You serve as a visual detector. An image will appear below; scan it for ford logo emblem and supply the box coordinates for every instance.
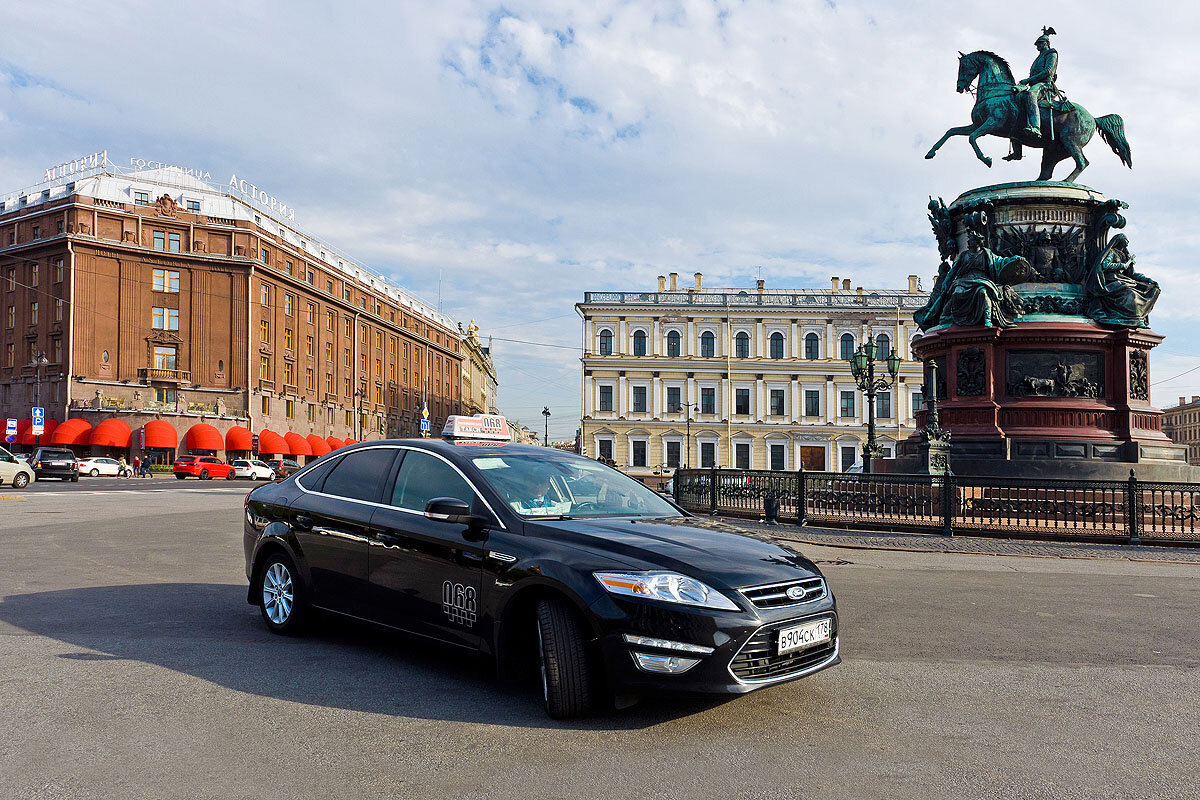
[786,586,806,600]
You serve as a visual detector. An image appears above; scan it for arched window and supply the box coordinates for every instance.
[735,331,750,358]
[875,334,891,360]
[666,330,681,357]
[633,330,647,356]
[700,331,715,358]
[769,332,784,359]
[598,329,613,356]
[840,333,855,361]
[804,332,820,360]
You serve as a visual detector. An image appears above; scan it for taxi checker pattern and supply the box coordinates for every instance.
[241,415,839,719]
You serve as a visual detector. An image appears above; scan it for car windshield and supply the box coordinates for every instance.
[472,453,681,519]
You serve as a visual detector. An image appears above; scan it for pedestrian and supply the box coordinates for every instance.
[119,456,130,478]
[141,458,152,478]
[132,456,141,478]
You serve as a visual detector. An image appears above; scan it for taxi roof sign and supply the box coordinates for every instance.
[441,414,511,441]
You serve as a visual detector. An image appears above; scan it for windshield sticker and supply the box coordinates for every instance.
[442,581,477,627]
[474,458,509,470]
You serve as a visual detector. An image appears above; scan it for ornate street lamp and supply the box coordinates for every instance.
[847,335,901,475]
[542,406,551,446]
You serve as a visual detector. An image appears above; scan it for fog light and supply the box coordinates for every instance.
[622,634,714,655]
[631,652,701,674]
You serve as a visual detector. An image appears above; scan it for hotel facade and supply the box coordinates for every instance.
[0,154,464,462]
[577,272,930,478]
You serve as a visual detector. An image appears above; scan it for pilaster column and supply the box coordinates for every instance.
[618,375,627,417]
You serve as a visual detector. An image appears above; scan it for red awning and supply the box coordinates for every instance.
[18,418,56,445]
[342,439,358,447]
[306,435,331,457]
[51,418,93,446]
[284,432,313,457]
[90,418,132,448]
[185,423,224,452]
[143,420,178,449]
[225,425,253,452]
[325,436,344,450]
[257,429,287,455]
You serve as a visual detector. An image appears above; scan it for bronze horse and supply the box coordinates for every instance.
[925,51,1131,183]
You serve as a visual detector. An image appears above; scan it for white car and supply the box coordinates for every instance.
[232,459,275,481]
[77,457,133,477]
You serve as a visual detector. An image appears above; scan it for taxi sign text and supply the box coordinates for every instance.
[442,414,510,441]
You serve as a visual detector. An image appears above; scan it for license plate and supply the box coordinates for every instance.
[777,618,832,654]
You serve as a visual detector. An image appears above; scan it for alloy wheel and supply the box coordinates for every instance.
[262,562,294,624]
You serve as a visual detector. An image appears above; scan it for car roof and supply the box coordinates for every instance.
[335,438,570,466]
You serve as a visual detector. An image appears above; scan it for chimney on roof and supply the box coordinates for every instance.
[831,276,840,291]
[1181,397,1187,406]
[908,274,920,292]
[694,272,703,290]
[856,286,863,296]
[842,279,851,291]
[669,272,678,291]
[1193,396,1199,403]
[756,279,765,293]
[657,275,666,292]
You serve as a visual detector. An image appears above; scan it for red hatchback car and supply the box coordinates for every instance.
[173,455,237,480]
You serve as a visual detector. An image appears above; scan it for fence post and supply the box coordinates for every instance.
[709,466,718,515]
[672,470,681,504]
[1127,469,1140,545]
[941,472,955,537]
[796,468,807,527]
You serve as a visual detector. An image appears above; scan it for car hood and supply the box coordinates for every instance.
[526,516,822,590]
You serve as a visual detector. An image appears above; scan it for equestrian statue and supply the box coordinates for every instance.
[924,28,1131,183]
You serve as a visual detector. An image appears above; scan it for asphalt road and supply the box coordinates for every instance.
[1,485,1198,799]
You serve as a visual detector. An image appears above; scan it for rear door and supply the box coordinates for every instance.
[290,447,399,618]
[368,449,490,648]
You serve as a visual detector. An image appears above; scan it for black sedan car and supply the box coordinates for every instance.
[242,435,839,718]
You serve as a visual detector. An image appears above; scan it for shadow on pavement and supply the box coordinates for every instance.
[0,583,734,730]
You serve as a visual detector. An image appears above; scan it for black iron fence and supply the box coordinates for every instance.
[672,468,1200,545]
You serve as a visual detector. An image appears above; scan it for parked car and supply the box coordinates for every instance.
[78,457,133,477]
[0,446,35,488]
[173,455,237,480]
[265,458,301,479]
[232,459,275,481]
[30,447,80,481]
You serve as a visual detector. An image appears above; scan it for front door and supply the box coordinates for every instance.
[368,449,487,648]
[800,446,826,471]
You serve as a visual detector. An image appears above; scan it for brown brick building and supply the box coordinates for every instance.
[1,158,463,462]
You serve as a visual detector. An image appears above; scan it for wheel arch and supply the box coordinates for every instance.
[246,531,306,606]
[493,579,596,681]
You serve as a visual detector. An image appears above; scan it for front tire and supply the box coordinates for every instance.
[199,469,210,480]
[12,473,29,489]
[257,553,307,635]
[535,597,596,719]
[225,471,235,480]
[70,475,79,482]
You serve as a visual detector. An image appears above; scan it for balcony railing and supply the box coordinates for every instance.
[139,367,190,384]
[581,291,929,309]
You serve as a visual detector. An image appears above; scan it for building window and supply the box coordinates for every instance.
[840,390,856,418]
[735,388,750,416]
[770,389,785,416]
[259,355,271,379]
[325,342,333,361]
[306,335,314,357]
[306,303,315,324]
[285,328,295,351]
[326,310,335,331]
[152,307,179,330]
[5,269,13,290]
[284,294,294,316]
[30,263,38,287]
[700,331,715,358]
[769,332,784,359]
[599,385,613,412]
[307,404,315,423]
[153,345,177,370]
[326,279,334,294]
[666,330,681,357]
[262,396,270,415]
[344,377,352,396]
[30,302,38,324]
[665,440,681,468]
[54,299,63,322]
[877,391,892,419]
[168,232,181,252]
[156,388,177,405]
[841,446,858,472]
[840,333,855,361]
[805,389,821,417]
[666,386,681,412]
[51,337,61,363]
[5,343,12,366]
[701,441,716,468]
[325,373,334,393]
[344,318,352,338]
[57,219,64,234]
[632,440,647,467]
[633,330,647,356]
[5,305,13,328]
[911,391,925,416]
[285,399,294,419]
[805,332,820,359]
[307,271,315,285]
[735,442,750,470]
[770,444,786,471]
[153,269,180,293]
[735,332,750,358]
[55,259,64,282]
[701,387,716,415]
[632,386,647,412]
[343,348,351,368]
[153,231,165,251]
[598,439,614,462]
[186,199,200,213]
[284,363,295,386]
[261,248,270,265]
[875,334,891,361]
[32,226,39,239]
[134,191,149,205]
[260,320,270,342]
[260,284,270,306]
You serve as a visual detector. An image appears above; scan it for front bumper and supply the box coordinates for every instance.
[593,595,840,696]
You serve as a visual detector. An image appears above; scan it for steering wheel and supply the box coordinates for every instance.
[572,501,601,513]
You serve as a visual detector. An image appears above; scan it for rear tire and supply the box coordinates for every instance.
[70,475,78,482]
[90,469,100,477]
[535,597,596,719]
[175,474,187,480]
[257,552,308,635]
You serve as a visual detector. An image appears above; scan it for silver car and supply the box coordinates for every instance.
[0,446,35,489]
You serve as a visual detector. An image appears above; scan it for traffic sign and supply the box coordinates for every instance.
[5,418,15,445]
[419,419,431,433]
[252,433,260,454]
[31,407,44,436]
[421,404,429,420]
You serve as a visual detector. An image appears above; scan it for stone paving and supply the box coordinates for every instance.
[684,515,1200,564]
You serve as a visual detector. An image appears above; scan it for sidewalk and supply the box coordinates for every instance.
[683,515,1200,565]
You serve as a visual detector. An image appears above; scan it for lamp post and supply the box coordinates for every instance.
[30,351,49,446]
[847,335,901,475]
[542,406,551,447]
[678,401,697,470]
[353,388,367,441]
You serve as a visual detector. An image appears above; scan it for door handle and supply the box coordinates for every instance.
[294,514,314,530]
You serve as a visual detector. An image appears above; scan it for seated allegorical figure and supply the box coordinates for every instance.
[1084,234,1159,328]
[941,230,1030,328]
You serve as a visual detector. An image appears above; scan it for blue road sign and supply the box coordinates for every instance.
[419,419,431,432]
[5,418,15,444]
[31,407,45,436]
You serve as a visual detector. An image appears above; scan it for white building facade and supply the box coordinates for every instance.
[577,273,930,478]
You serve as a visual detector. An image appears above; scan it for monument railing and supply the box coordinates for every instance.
[672,468,1200,545]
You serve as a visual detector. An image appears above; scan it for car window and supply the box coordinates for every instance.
[297,456,338,491]
[390,450,474,512]
[320,449,395,503]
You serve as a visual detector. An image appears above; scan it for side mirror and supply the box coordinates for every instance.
[424,496,473,525]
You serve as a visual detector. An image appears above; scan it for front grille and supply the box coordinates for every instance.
[740,577,826,608]
[729,616,838,682]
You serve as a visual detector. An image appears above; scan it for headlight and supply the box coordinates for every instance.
[594,571,739,611]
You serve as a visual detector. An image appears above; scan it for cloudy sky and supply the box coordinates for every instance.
[2,0,1197,439]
